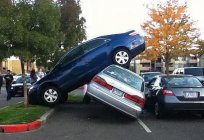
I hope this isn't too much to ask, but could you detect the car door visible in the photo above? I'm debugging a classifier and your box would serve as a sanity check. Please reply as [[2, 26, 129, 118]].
[[80, 38, 111, 82]]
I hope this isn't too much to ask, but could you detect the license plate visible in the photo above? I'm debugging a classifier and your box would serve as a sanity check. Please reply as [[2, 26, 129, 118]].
[[112, 88, 124, 97], [184, 92, 198, 98]]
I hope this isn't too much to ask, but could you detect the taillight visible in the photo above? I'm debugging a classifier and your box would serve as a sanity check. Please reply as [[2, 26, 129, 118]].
[[129, 31, 138, 36], [161, 89, 175, 96], [92, 76, 113, 90], [124, 93, 145, 106]]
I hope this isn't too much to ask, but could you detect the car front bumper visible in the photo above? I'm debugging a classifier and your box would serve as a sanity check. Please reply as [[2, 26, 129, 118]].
[[87, 83, 142, 118]]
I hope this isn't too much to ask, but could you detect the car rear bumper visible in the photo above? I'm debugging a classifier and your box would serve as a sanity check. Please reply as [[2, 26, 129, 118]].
[[87, 83, 142, 118], [163, 103, 204, 111], [130, 43, 145, 57]]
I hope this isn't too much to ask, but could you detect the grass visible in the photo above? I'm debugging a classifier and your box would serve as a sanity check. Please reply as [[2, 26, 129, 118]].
[[68, 92, 84, 102], [0, 103, 50, 124]]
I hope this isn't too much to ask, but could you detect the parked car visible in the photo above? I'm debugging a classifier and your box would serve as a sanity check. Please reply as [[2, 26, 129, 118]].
[[28, 31, 145, 106], [87, 65, 145, 118], [173, 67, 204, 84], [145, 74, 204, 118], [10, 76, 32, 97], [141, 72, 161, 84]]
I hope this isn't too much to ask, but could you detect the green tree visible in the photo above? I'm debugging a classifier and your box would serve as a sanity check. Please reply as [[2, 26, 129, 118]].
[[57, 0, 86, 49], [6, 0, 62, 106]]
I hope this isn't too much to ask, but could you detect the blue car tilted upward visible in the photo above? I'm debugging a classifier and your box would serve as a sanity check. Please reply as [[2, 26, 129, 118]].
[[28, 30, 145, 106]]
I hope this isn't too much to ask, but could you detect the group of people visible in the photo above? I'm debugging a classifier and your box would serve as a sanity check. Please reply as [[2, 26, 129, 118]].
[[0, 69, 38, 101]]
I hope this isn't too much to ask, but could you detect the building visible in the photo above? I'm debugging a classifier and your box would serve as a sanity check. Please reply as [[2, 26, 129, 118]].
[[1, 57, 37, 74], [130, 56, 199, 74]]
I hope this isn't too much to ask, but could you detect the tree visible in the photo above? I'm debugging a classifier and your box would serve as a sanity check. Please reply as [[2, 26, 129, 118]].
[[4, 0, 62, 106], [0, 0, 13, 72], [141, 0, 199, 74], [57, 0, 86, 50]]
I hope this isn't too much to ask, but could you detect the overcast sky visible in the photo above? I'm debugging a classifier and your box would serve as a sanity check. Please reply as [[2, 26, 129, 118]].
[[80, 0, 204, 40]]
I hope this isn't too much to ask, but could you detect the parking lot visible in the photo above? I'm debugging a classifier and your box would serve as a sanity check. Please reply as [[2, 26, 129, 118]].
[[1, 98, 204, 140]]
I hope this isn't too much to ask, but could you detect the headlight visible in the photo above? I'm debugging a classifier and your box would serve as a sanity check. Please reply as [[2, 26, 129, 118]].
[[11, 87, 14, 90]]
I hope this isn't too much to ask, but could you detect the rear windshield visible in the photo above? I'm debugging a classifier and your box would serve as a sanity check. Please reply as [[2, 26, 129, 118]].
[[142, 73, 160, 82], [162, 76, 202, 87], [103, 66, 144, 91], [185, 68, 204, 76]]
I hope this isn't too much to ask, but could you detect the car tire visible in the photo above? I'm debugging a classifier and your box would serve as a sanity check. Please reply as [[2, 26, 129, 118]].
[[83, 94, 91, 104], [113, 48, 131, 68], [41, 86, 61, 106], [154, 102, 165, 119], [61, 93, 68, 103]]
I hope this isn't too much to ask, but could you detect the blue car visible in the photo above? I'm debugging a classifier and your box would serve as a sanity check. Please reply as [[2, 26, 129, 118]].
[[28, 30, 145, 106]]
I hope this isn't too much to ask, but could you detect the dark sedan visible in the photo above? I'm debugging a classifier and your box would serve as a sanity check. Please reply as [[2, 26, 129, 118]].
[[29, 30, 145, 106], [10, 76, 32, 97], [145, 75, 204, 118]]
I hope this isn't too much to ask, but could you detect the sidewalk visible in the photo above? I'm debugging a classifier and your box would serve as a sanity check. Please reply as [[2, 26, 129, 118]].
[[0, 87, 23, 109]]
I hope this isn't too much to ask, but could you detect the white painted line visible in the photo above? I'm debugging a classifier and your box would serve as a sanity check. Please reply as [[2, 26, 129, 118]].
[[137, 118, 152, 133]]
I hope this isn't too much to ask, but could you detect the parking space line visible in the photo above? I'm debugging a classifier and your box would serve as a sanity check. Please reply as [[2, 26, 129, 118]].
[[137, 118, 152, 133]]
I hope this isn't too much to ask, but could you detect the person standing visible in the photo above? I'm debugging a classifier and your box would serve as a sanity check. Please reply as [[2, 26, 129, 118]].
[[30, 69, 37, 85], [4, 70, 13, 101], [0, 73, 3, 94]]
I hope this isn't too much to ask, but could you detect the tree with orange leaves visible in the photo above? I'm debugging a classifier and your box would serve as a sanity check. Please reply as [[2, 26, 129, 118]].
[[141, 0, 199, 74]]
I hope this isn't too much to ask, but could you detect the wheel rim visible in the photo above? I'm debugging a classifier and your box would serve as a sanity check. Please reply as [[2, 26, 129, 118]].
[[115, 51, 129, 64], [155, 103, 159, 116], [44, 89, 58, 103]]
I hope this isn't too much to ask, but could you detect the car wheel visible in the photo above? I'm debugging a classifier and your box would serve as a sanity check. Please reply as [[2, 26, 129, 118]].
[[154, 102, 164, 119], [83, 94, 91, 104], [113, 48, 130, 67], [41, 86, 61, 106], [61, 93, 68, 103]]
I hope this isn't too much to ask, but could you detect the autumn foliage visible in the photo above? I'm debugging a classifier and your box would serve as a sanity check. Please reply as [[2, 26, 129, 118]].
[[141, 0, 199, 74]]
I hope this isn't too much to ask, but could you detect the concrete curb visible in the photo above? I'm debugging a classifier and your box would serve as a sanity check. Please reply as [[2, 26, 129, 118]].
[[0, 108, 56, 133]]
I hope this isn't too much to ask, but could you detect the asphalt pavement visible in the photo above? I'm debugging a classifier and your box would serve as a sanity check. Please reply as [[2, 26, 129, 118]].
[[1, 101, 204, 140], [0, 86, 23, 108]]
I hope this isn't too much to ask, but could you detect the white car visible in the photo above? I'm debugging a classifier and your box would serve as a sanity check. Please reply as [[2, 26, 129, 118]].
[[87, 65, 145, 118]]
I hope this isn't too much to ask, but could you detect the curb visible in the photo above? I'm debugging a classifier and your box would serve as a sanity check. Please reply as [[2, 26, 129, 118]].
[[0, 108, 56, 133]]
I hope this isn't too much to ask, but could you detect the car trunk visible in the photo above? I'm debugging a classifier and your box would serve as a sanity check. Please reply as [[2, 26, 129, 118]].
[[169, 87, 204, 101]]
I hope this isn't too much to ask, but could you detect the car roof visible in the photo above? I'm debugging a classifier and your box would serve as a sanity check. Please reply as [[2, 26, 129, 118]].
[[141, 72, 161, 75], [158, 74, 193, 78]]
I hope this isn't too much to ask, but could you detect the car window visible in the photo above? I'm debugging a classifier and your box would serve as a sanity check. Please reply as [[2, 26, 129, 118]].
[[185, 68, 204, 76], [142, 73, 160, 83], [81, 38, 110, 53], [16, 77, 31, 84], [103, 66, 143, 92], [148, 78, 157, 86], [163, 76, 202, 87], [60, 46, 84, 65]]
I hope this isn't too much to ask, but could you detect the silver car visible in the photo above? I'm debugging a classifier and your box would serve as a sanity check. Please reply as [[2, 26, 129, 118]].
[[87, 65, 145, 118]]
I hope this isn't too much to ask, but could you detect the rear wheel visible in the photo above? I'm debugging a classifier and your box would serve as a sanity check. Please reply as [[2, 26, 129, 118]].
[[113, 48, 130, 68], [41, 86, 61, 106], [154, 102, 165, 119]]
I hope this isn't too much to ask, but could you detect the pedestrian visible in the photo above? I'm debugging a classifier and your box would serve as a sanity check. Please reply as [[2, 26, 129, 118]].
[[30, 69, 37, 85], [4, 70, 13, 101], [0, 73, 3, 94]]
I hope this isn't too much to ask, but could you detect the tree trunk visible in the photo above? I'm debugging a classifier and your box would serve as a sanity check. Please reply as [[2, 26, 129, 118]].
[[0, 59, 2, 73], [20, 60, 28, 107], [165, 58, 170, 75]]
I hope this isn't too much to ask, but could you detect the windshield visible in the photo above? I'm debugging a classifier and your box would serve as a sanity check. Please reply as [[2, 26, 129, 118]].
[[103, 65, 144, 91], [16, 77, 31, 84], [163, 76, 202, 87], [142, 73, 160, 82], [185, 68, 204, 76]]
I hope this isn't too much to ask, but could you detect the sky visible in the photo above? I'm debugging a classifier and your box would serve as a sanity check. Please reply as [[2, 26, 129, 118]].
[[80, 0, 204, 40]]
